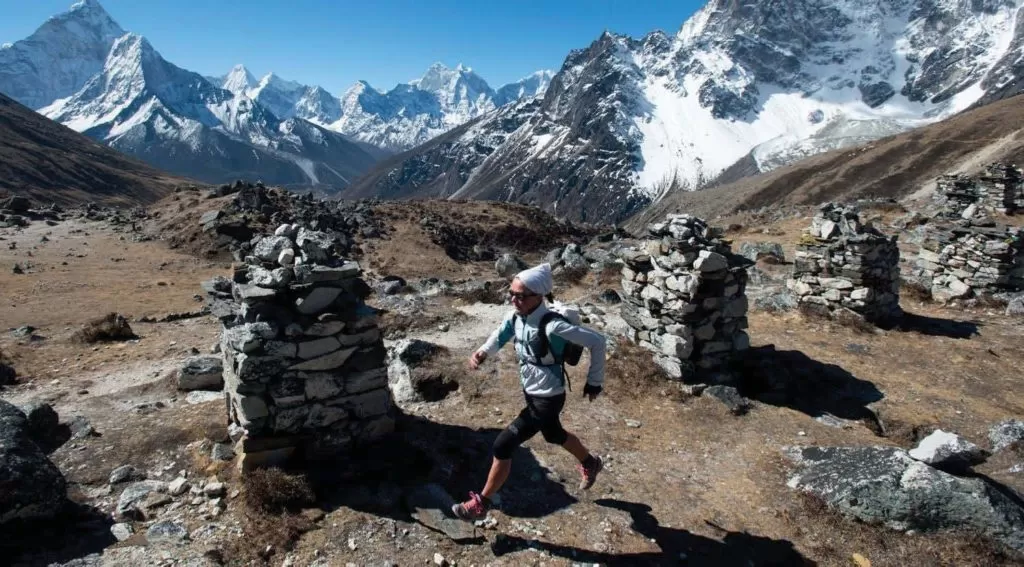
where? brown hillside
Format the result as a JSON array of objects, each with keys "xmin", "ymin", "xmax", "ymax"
[
  {"xmin": 635, "ymin": 94, "xmax": 1024, "ymax": 228},
  {"xmin": 0, "ymin": 92, "xmax": 192, "ymax": 206}
]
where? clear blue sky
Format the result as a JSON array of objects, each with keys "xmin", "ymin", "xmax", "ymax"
[{"xmin": 0, "ymin": 0, "xmax": 704, "ymax": 93}]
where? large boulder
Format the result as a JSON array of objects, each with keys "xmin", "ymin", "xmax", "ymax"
[
  {"xmin": 387, "ymin": 339, "xmax": 456, "ymax": 403},
  {"xmin": 0, "ymin": 400, "xmax": 67, "ymax": 524},
  {"xmin": 116, "ymin": 480, "xmax": 168, "ymax": 520},
  {"xmin": 495, "ymin": 254, "xmax": 526, "ymax": 278},
  {"xmin": 786, "ymin": 446, "xmax": 1024, "ymax": 551}
]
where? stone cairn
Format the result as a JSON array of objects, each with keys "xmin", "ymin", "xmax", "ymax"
[
  {"xmin": 620, "ymin": 214, "xmax": 750, "ymax": 382},
  {"xmin": 787, "ymin": 203, "xmax": 902, "ymax": 324},
  {"xmin": 915, "ymin": 221, "xmax": 1024, "ymax": 301},
  {"xmin": 934, "ymin": 163, "xmax": 1023, "ymax": 218},
  {"xmin": 205, "ymin": 224, "xmax": 393, "ymax": 470}
]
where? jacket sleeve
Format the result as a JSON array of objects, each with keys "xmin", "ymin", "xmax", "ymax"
[
  {"xmin": 548, "ymin": 320, "xmax": 606, "ymax": 388},
  {"xmin": 479, "ymin": 313, "xmax": 515, "ymax": 356}
]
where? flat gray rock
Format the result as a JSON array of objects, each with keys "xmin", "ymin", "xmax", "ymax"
[
  {"xmin": 109, "ymin": 465, "xmax": 145, "ymax": 485},
  {"xmin": 786, "ymin": 446, "xmax": 1024, "ymax": 551},
  {"xmin": 116, "ymin": 480, "xmax": 167, "ymax": 520},
  {"xmin": 296, "ymin": 287, "xmax": 342, "ymax": 315},
  {"xmin": 146, "ymin": 520, "xmax": 189, "ymax": 543},
  {"xmin": 405, "ymin": 484, "xmax": 479, "ymax": 542}
]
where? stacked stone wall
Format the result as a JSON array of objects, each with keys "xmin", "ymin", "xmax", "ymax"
[
  {"xmin": 620, "ymin": 214, "xmax": 749, "ymax": 382},
  {"xmin": 787, "ymin": 204, "xmax": 901, "ymax": 324},
  {"xmin": 205, "ymin": 223, "xmax": 393, "ymax": 469}
]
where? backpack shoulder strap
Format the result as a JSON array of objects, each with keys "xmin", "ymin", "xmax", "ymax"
[{"xmin": 538, "ymin": 311, "xmax": 568, "ymax": 360}]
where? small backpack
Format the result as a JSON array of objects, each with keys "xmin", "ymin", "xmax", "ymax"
[{"xmin": 516, "ymin": 303, "xmax": 584, "ymax": 366}]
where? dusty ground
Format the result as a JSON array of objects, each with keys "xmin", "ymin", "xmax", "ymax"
[{"xmin": 2, "ymin": 204, "xmax": 1023, "ymax": 567}]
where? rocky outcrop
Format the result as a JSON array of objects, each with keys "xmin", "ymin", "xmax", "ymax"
[{"xmin": 787, "ymin": 445, "xmax": 1024, "ymax": 552}]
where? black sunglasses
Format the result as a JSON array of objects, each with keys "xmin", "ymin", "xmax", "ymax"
[{"xmin": 509, "ymin": 290, "xmax": 538, "ymax": 300}]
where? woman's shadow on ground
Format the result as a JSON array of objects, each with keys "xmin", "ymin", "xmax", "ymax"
[
  {"xmin": 307, "ymin": 411, "xmax": 577, "ymax": 525},
  {"xmin": 491, "ymin": 498, "xmax": 814, "ymax": 566}
]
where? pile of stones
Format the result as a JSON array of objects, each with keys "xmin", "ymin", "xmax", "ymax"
[
  {"xmin": 620, "ymin": 214, "xmax": 750, "ymax": 382},
  {"xmin": 199, "ymin": 183, "xmax": 385, "ymax": 261},
  {"xmin": 914, "ymin": 166, "xmax": 1024, "ymax": 301},
  {"xmin": 934, "ymin": 163, "xmax": 1023, "ymax": 217},
  {"xmin": 205, "ymin": 223, "xmax": 394, "ymax": 470},
  {"xmin": 915, "ymin": 222, "xmax": 1024, "ymax": 301},
  {"xmin": 787, "ymin": 203, "xmax": 901, "ymax": 324}
]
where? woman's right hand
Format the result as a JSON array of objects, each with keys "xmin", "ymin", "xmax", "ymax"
[{"xmin": 468, "ymin": 350, "xmax": 487, "ymax": 370}]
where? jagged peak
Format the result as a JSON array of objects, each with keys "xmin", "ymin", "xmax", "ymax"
[
  {"xmin": 49, "ymin": 0, "xmax": 124, "ymax": 33},
  {"xmin": 257, "ymin": 71, "xmax": 303, "ymax": 92},
  {"xmin": 344, "ymin": 80, "xmax": 376, "ymax": 96},
  {"xmin": 223, "ymin": 64, "xmax": 257, "ymax": 92},
  {"xmin": 69, "ymin": 0, "xmax": 103, "ymax": 12},
  {"xmin": 108, "ymin": 32, "xmax": 153, "ymax": 56},
  {"xmin": 675, "ymin": 1, "xmax": 716, "ymax": 45}
]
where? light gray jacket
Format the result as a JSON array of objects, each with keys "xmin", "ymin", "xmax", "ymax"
[{"xmin": 479, "ymin": 303, "xmax": 606, "ymax": 397}]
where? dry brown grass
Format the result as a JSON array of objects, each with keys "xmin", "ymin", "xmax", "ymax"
[
  {"xmin": 220, "ymin": 469, "xmax": 321, "ymax": 565},
  {"xmin": 782, "ymin": 492, "xmax": 1021, "ymax": 566},
  {"xmin": 796, "ymin": 303, "xmax": 880, "ymax": 335},
  {"xmin": 831, "ymin": 307, "xmax": 882, "ymax": 335},
  {"xmin": 72, "ymin": 312, "xmax": 136, "ymax": 343},
  {"xmin": 603, "ymin": 337, "xmax": 675, "ymax": 401},
  {"xmin": 242, "ymin": 468, "xmax": 316, "ymax": 514},
  {"xmin": 224, "ymin": 509, "xmax": 318, "ymax": 565},
  {"xmin": 378, "ymin": 305, "xmax": 470, "ymax": 339}
]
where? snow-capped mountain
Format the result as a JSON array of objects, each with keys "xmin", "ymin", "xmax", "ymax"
[
  {"xmin": 246, "ymin": 72, "xmax": 306, "ymax": 119},
  {"xmin": 494, "ymin": 70, "xmax": 554, "ymax": 106},
  {"xmin": 0, "ymin": 0, "xmax": 124, "ymax": 110},
  {"xmin": 331, "ymin": 64, "xmax": 554, "ymax": 150},
  {"xmin": 40, "ymin": 32, "xmax": 379, "ymax": 189},
  {"xmin": 347, "ymin": 0, "xmax": 1024, "ymax": 223},
  {"xmin": 221, "ymin": 64, "xmax": 257, "ymax": 94},
  {"xmin": 197, "ymin": 61, "xmax": 554, "ymax": 150}
]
